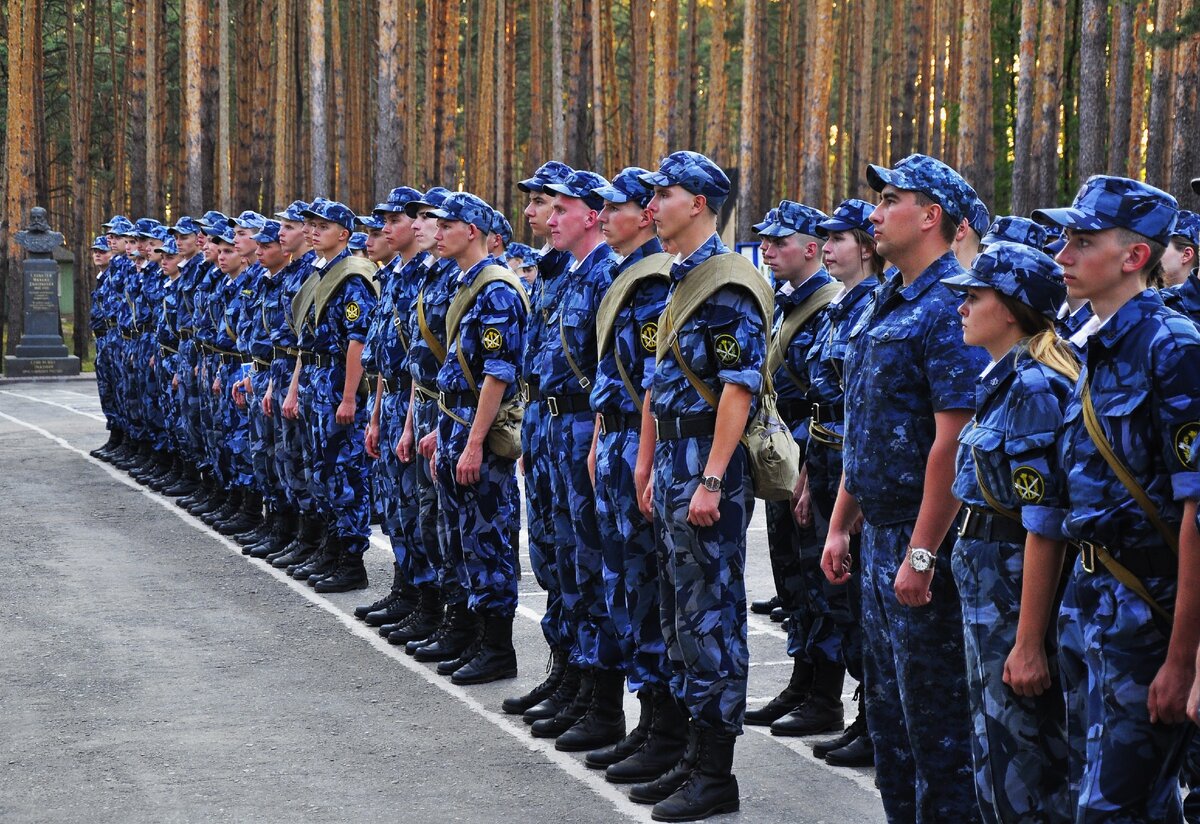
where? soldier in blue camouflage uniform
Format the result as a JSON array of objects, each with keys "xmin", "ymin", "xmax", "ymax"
[
  {"xmin": 89, "ymin": 233, "xmax": 123, "ymax": 460},
  {"xmin": 803, "ymin": 199, "xmax": 883, "ymax": 769},
  {"xmin": 584, "ymin": 168, "xmax": 681, "ymax": 783},
  {"xmin": 1033, "ymin": 176, "xmax": 1200, "ymax": 824},
  {"xmin": 99, "ymin": 218, "xmax": 140, "ymax": 467},
  {"xmin": 283, "ymin": 199, "xmax": 377, "ymax": 592},
  {"xmin": 954, "ymin": 197, "xmax": 991, "ymax": 270},
  {"xmin": 822, "ymin": 154, "xmax": 990, "ymax": 824},
  {"xmin": 150, "ymin": 235, "xmax": 187, "ymax": 493},
  {"xmin": 526, "ymin": 169, "xmax": 626, "ymax": 750},
  {"xmin": 427, "ymin": 192, "xmax": 528, "ymax": 685},
  {"xmin": 355, "ymin": 212, "xmax": 391, "ymax": 530},
  {"xmin": 1162, "ymin": 209, "xmax": 1199, "ymax": 323},
  {"xmin": 941, "ymin": 243, "xmax": 1075, "ymax": 824},
  {"xmin": 629, "ymin": 151, "xmax": 766, "ymax": 821},
  {"xmin": 503, "ymin": 161, "xmax": 579, "ymax": 721},
  {"xmin": 503, "ymin": 242, "xmax": 539, "ymax": 291}
]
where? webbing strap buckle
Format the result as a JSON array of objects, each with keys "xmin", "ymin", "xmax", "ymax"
[
  {"xmin": 1078, "ymin": 541, "xmax": 1098, "ymax": 574},
  {"xmin": 547, "ymin": 396, "xmax": 559, "ymax": 417}
]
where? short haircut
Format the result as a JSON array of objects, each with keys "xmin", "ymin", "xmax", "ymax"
[{"xmin": 913, "ymin": 192, "xmax": 959, "ymax": 244}]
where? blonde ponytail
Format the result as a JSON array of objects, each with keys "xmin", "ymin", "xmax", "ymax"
[{"xmin": 1027, "ymin": 327, "xmax": 1080, "ymax": 381}]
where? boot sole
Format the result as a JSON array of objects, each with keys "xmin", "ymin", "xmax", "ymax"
[
  {"xmin": 769, "ymin": 720, "xmax": 844, "ymax": 737},
  {"xmin": 650, "ymin": 799, "xmax": 739, "ymax": 822},
  {"xmin": 312, "ymin": 579, "xmax": 370, "ymax": 593},
  {"xmin": 450, "ymin": 667, "xmax": 517, "ymax": 686}
]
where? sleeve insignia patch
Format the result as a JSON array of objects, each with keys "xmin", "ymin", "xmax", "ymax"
[
  {"xmin": 1175, "ymin": 422, "xmax": 1199, "ymax": 467},
  {"xmin": 639, "ymin": 322, "xmax": 658, "ymax": 353},
  {"xmin": 1011, "ymin": 466, "xmax": 1045, "ymax": 504},
  {"xmin": 713, "ymin": 334, "xmax": 741, "ymax": 366},
  {"xmin": 482, "ymin": 327, "xmax": 503, "ymax": 351},
  {"xmin": 344, "ymin": 301, "xmax": 361, "ymax": 321}
]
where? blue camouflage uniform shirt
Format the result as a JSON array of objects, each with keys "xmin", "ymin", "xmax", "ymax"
[
  {"xmin": 298, "ymin": 249, "xmax": 375, "ymax": 355},
  {"xmin": 244, "ymin": 265, "xmax": 286, "ymax": 362},
  {"xmin": 804, "ymin": 276, "xmax": 879, "ymax": 440},
  {"xmin": 274, "ymin": 251, "xmax": 316, "ymax": 350},
  {"xmin": 407, "ymin": 257, "xmax": 460, "ymax": 394},
  {"xmin": 523, "ymin": 247, "xmax": 574, "ymax": 381},
  {"xmin": 1162, "ymin": 271, "xmax": 1200, "ymax": 324},
  {"xmin": 360, "ymin": 256, "xmax": 397, "ymax": 375},
  {"xmin": 843, "ymin": 252, "xmax": 990, "ymax": 525},
  {"xmin": 374, "ymin": 251, "xmax": 428, "ymax": 386},
  {"xmin": 777, "ymin": 269, "xmax": 835, "ymax": 443},
  {"xmin": 213, "ymin": 267, "xmax": 253, "ymax": 353},
  {"xmin": 535, "ymin": 242, "xmax": 617, "ymax": 396}
]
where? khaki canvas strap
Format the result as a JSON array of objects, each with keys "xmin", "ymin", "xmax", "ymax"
[
  {"xmin": 765, "ymin": 282, "xmax": 842, "ymax": 389},
  {"xmin": 416, "ymin": 285, "xmax": 447, "ymax": 364},
  {"xmin": 558, "ymin": 312, "xmax": 591, "ymax": 389},
  {"xmin": 970, "ymin": 443, "xmax": 1022, "ymax": 522},
  {"xmin": 612, "ymin": 347, "xmax": 644, "ymax": 411},
  {"xmin": 393, "ymin": 304, "xmax": 410, "ymax": 353}
]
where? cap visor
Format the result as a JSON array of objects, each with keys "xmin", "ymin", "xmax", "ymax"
[
  {"xmin": 427, "ymin": 208, "xmax": 453, "ymax": 220},
  {"xmin": 940, "ymin": 272, "xmax": 992, "ymax": 292},
  {"xmin": 638, "ymin": 172, "xmax": 673, "ymax": 188},
  {"xmin": 866, "ymin": 164, "xmax": 906, "ymax": 193},
  {"xmin": 542, "ymin": 183, "xmax": 577, "ymax": 198},
  {"xmin": 758, "ymin": 223, "xmax": 794, "ymax": 238},
  {"xmin": 517, "ymin": 177, "xmax": 544, "ymax": 193},
  {"xmin": 592, "ymin": 185, "xmax": 629, "ymax": 204}
]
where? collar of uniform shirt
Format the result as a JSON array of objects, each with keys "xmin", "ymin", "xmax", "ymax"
[{"xmin": 567, "ymin": 242, "xmax": 603, "ymax": 273}]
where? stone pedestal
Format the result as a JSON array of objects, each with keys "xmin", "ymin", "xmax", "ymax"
[{"xmin": 4, "ymin": 207, "xmax": 79, "ymax": 377}]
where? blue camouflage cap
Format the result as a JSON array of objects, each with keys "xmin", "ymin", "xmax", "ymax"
[
  {"xmin": 355, "ymin": 212, "xmax": 386, "ymax": 231},
  {"xmin": 209, "ymin": 222, "xmax": 236, "ymax": 244},
  {"xmin": 1032, "ymin": 175, "xmax": 1179, "ymax": 246},
  {"xmin": 168, "ymin": 216, "xmax": 201, "ymax": 236},
  {"xmin": 274, "ymin": 200, "xmax": 310, "ymax": 222},
  {"xmin": 197, "ymin": 210, "xmax": 230, "ymax": 233},
  {"xmin": 252, "ymin": 220, "xmax": 282, "ymax": 244},
  {"xmin": 866, "ymin": 153, "xmax": 978, "ymax": 224},
  {"xmin": 404, "ymin": 186, "xmax": 452, "ymax": 218},
  {"xmin": 967, "ymin": 198, "xmax": 991, "ymax": 238},
  {"xmin": 490, "ymin": 210, "xmax": 513, "ymax": 243},
  {"xmin": 91, "ymin": 235, "xmax": 110, "ymax": 251},
  {"xmin": 106, "ymin": 216, "xmax": 135, "ymax": 236},
  {"xmin": 982, "ymin": 215, "xmax": 1049, "ymax": 250},
  {"xmin": 941, "ymin": 240, "xmax": 1067, "ymax": 320},
  {"xmin": 752, "ymin": 208, "xmax": 778, "ymax": 234},
  {"xmin": 518, "ymin": 160, "xmax": 575, "ymax": 193},
  {"xmin": 504, "ymin": 242, "xmax": 538, "ymax": 265},
  {"xmin": 301, "ymin": 198, "xmax": 356, "ymax": 230},
  {"xmin": 348, "ymin": 232, "xmax": 368, "ymax": 251},
  {"xmin": 593, "ymin": 167, "xmax": 656, "ymax": 208},
  {"xmin": 145, "ymin": 225, "xmax": 171, "ymax": 243},
  {"xmin": 430, "ymin": 191, "xmax": 495, "ymax": 233},
  {"xmin": 154, "ymin": 235, "xmax": 179, "ymax": 255},
  {"xmin": 373, "ymin": 186, "xmax": 424, "ymax": 214},
  {"xmin": 102, "ymin": 214, "xmax": 131, "ymax": 230},
  {"xmin": 639, "ymin": 150, "xmax": 731, "ymax": 213},
  {"xmin": 759, "ymin": 200, "xmax": 829, "ymax": 238},
  {"xmin": 545, "ymin": 170, "xmax": 610, "ymax": 211},
  {"xmin": 232, "ymin": 210, "xmax": 267, "ymax": 230},
  {"xmin": 1170, "ymin": 209, "xmax": 1200, "ymax": 247},
  {"xmin": 816, "ymin": 199, "xmax": 876, "ymax": 237},
  {"xmin": 134, "ymin": 218, "xmax": 164, "ymax": 238}
]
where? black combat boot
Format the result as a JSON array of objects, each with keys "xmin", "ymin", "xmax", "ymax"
[
  {"xmin": 750, "ymin": 594, "xmax": 780, "ymax": 615},
  {"xmin": 109, "ymin": 437, "xmax": 140, "ymax": 469},
  {"xmin": 554, "ymin": 668, "xmax": 627, "ymax": 752},
  {"xmin": 149, "ymin": 451, "xmax": 180, "ymax": 490},
  {"xmin": 162, "ymin": 458, "xmax": 199, "ymax": 497},
  {"xmin": 523, "ymin": 663, "xmax": 581, "ymax": 724},
  {"xmin": 214, "ymin": 488, "xmax": 260, "ymax": 535},
  {"xmin": 502, "ymin": 647, "xmax": 568, "ymax": 715},
  {"xmin": 235, "ymin": 503, "xmax": 273, "ymax": 547},
  {"xmin": 270, "ymin": 513, "xmax": 321, "ymax": 567},
  {"xmin": 628, "ymin": 717, "xmax": 698, "ymax": 804},
  {"xmin": 606, "ymin": 687, "xmax": 688, "ymax": 784},
  {"xmin": 587, "ymin": 688, "xmax": 654, "ymax": 769},
  {"xmin": 91, "ymin": 428, "xmax": 122, "ymax": 461},
  {"xmin": 649, "ymin": 728, "xmax": 739, "ymax": 821},
  {"xmin": 177, "ymin": 469, "xmax": 210, "ymax": 508},
  {"xmin": 769, "ymin": 659, "xmax": 844, "ymax": 737},
  {"xmin": 436, "ymin": 615, "xmax": 485, "ymax": 676},
  {"xmin": 743, "ymin": 656, "xmax": 813, "ymax": 726},
  {"xmin": 290, "ymin": 529, "xmax": 336, "ymax": 579},
  {"xmin": 530, "ymin": 670, "xmax": 594, "ymax": 739},
  {"xmin": 186, "ymin": 477, "xmax": 224, "ymax": 516},
  {"xmin": 451, "ymin": 615, "xmax": 518, "ymax": 685},
  {"xmin": 817, "ymin": 688, "xmax": 873, "ymax": 767},
  {"xmin": 300, "ymin": 533, "xmax": 343, "ymax": 582},
  {"xmin": 249, "ymin": 507, "xmax": 295, "ymax": 558},
  {"xmin": 201, "ymin": 486, "xmax": 241, "ymax": 526},
  {"xmin": 130, "ymin": 446, "xmax": 163, "ymax": 482},
  {"xmin": 313, "ymin": 542, "xmax": 369, "ymax": 592},
  {"xmin": 357, "ymin": 564, "xmax": 418, "ymax": 625},
  {"xmin": 412, "ymin": 602, "xmax": 479, "ymax": 663},
  {"xmin": 385, "ymin": 587, "xmax": 442, "ymax": 646}
]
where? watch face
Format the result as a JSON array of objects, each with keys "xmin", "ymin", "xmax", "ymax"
[{"xmin": 909, "ymin": 549, "xmax": 933, "ymax": 573}]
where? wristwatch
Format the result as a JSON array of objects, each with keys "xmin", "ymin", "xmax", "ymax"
[
  {"xmin": 907, "ymin": 547, "xmax": 935, "ymax": 573},
  {"xmin": 700, "ymin": 474, "xmax": 724, "ymax": 492}
]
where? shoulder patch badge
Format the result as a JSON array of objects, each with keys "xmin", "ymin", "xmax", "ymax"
[
  {"xmin": 344, "ymin": 301, "xmax": 361, "ymax": 321},
  {"xmin": 713, "ymin": 334, "xmax": 741, "ymax": 366},
  {"xmin": 1011, "ymin": 465, "xmax": 1045, "ymax": 504},
  {"xmin": 482, "ymin": 327, "xmax": 503, "ymax": 351},
  {"xmin": 1175, "ymin": 422, "xmax": 1199, "ymax": 468},
  {"xmin": 639, "ymin": 321, "xmax": 658, "ymax": 353}
]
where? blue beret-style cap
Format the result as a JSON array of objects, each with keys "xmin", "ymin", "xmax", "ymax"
[
  {"xmin": 232, "ymin": 210, "xmax": 267, "ymax": 230},
  {"xmin": 545, "ymin": 170, "xmax": 610, "ymax": 211},
  {"xmin": 816, "ymin": 199, "xmax": 876, "ymax": 238},
  {"xmin": 982, "ymin": 216, "xmax": 1049, "ymax": 250},
  {"xmin": 752, "ymin": 208, "xmax": 777, "ymax": 235},
  {"xmin": 866, "ymin": 153, "xmax": 978, "ymax": 224},
  {"xmin": 593, "ymin": 167, "xmax": 656, "ymax": 208},
  {"xmin": 197, "ymin": 210, "xmax": 230, "ymax": 233},
  {"xmin": 504, "ymin": 242, "xmax": 538, "ymax": 265},
  {"xmin": 106, "ymin": 216, "xmax": 136, "ymax": 236},
  {"xmin": 134, "ymin": 218, "xmax": 164, "ymax": 238},
  {"xmin": 168, "ymin": 216, "xmax": 201, "ymax": 236},
  {"xmin": 355, "ymin": 213, "xmax": 386, "ymax": 231},
  {"xmin": 404, "ymin": 187, "xmax": 452, "ymax": 218},
  {"xmin": 1170, "ymin": 209, "xmax": 1200, "ymax": 247},
  {"xmin": 301, "ymin": 199, "xmax": 356, "ymax": 231},
  {"xmin": 91, "ymin": 235, "xmax": 110, "ymax": 251},
  {"xmin": 154, "ymin": 235, "xmax": 179, "ymax": 255},
  {"xmin": 1032, "ymin": 175, "xmax": 1179, "ymax": 247},
  {"xmin": 942, "ymin": 240, "xmax": 1067, "ymax": 320},
  {"xmin": 251, "ymin": 220, "xmax": 282, "ymax": 244},
  {"xmin": 639, "ymin": 151, "xmax": 731, "ymax": 212},
  {"xmin": 348, "ymin": 232, "xmax": 368, "ymax": 251},
  {"xmin": 518, "ymin": 160, "xmax": 575, "ymax": 193},
  {"xmin": 374, "ymin": 186, "xmax": 424, "ymax": 214},
  {"xmin": 274, "ymin": 200, "xmax": 310, "ymax": 222},
  {"xmin": 967, "ymin": 198, "xmax": 991, "ymax": 238},
  {"xmin": 208, "ymin": 222, "xmax": 237, "ymax": 244},
  {"xmin": 490, "ymin": 210, "xmax": 513, "ymax": 243},
  {"xmin": 103, "ymin": 214, "xmax": 131, "ymax": 230},
  {"xmin": 759, "ymin": 200, "xmax": 829, "ymax": 238},
  {"xmin": 429, "ymin": 191, "xmax": 495, "ymax": 233},
  {"xmin": 146, "ymin": 225, "xmax": 171, "ymax": 243}
]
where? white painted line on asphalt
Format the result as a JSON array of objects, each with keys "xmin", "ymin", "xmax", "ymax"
[
  {"xmin": 0, "ymin": 389, "xmax": 107, "ymax": 421},
  {"xmin": 0, "ymin": 405, "xmax": 656, "ymax": 824}
]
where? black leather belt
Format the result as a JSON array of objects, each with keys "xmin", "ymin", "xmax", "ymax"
[
  {"xmin": 177, "ymin": 328, "xmax": 194, "ymax": 340},
  {"xmin": 159, "ymin": 344, "xmax": 178, "ymax": 355},
  {"xmin": 415, "ymin": 382, "xmax": 439, "ymax": 401},
  {"xmin": 654, "ymin": 413, "xmax": 717, "ymax": 440},
  {"xmin": 218, "ymin": 351, "xmax": 244, "ymax": 366},
  {"xmin": 439, "ymin": 390, "xmax": 476, "ymax": 407},
  {"xmin": 299, "ymin": 351, "xmax": 341, "ymax": 367},
  {"xmin": 272, "ymin": 346, "xmax": 297, "ymax": 361},
  {"xmin": 1075, "ymin": 539, "xmax": 1177, "ymax": 578},
  {"xmin": 251, "ymin": 357, "xmax": 271, "ymax": 371},
  {"xmin": 599, "ymin": 410, "xmax": 641, "ymax": 433},
  {"xmin": 777, "ymin": 399, "xmax": 810, "ymax": 423},
  {"xmin": 525, "ymin": 382, "xmax": 543, "ymax": 402},
  {"xmin": 958, "ymin": 505, "xmax": 1027, "ymax": 544},
  {"xmin": 543, "ymin": 392, "xmax": 591, "ymax": 416},
  {"xmin": 810, "ymin": 400, "xmax": 844, "ymax": 424},
  {"xmin": 120, "ymin": 329, "xmax": 135, "ymax": 340}
]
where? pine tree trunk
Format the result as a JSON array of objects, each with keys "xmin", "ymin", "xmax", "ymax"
[
  {"xmin": 1144, "ymin": 0, "xmax": 1176, "ymax": 187},
  {"xmin": 440, "ymin": 0, "xmax": 460, "ymax": 185},
  {"xmin": 272, "ymin": 0, "xmax": 296, "ymax": 203},
  {"xmin": 128, "ymin": 0, "xmax": 148, "ymax": 218},
  {"xmin": 145, "ymin": 0, "xmax": 162, "ymax": 215},
  {"xmin": 651, "ymin": 0, "xmax": 678, "ymax": 163},
  {"xmin": 550, "ymin": 0, "xmax": 566, "ymax": 159},
  {"xmin": 1011, "ymin": 0, "xmax": 1040, "ymax": 214},
  {"xmin": 1169, "ymin": 30, "xmax": 1199, "ymax": 208},
  {"xmin": 703, "ymin": 0, "xmax": 728, "ymax": 162},
  {"xmin": 68, "ymin": 0, "xmax": 98, "ymax": 360},
  {"xmin": 528, "ymin": 0, "xmax": 546, "ymax": 166},
  {"xmin": 1126, "ymin": 0, "xmax": 1148, "ymax": 178},
  {"xmin": 1106, "ymin": 0, "xmax": 1134, "ymax": 173},
  {"xmin": 183, "ymin": 0, "xmax": 204, "ymax": 214},
  {"xmin": 736, "ymin": 0, "xmax": 761, "ymax": 240},
  {"xmin": 802, "ymin": 0, "xmax": 835, "ymax": 207},
  {"xmin": 1077, "ymin": 0, "xmax": 1109, "ymax": 182},
  {"xmin": 957, "ymin": 0, "xmax": 994, "ymax": 205},
  {"xmin": 590, "ymin": 0, "xmax": 608, "ymax": 172},
  {"xmin": 1032, "ymin": 0, "xmax": 1066, "ymax": 205},
  {"xmin": 309, "ymin": 0, "xmax": 329, "ymax": 197},
  {"xmin": 4, "ymin": 0, "xmax": 40, "ymax": 356},
  {"xmin": 216, "ymin": 0, "xmax": 233, "ymax": 211},
  {"xmin": 630, "ymin": 0, "xmax": 652, "ymax": 160}
]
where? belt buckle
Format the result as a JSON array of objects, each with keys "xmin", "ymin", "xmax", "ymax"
[
  {"xmin": 654, "ymin": 417, "xmax": 661, "ymax": 440},
  {"xmin": 957, "ymin": 508, "xmax": 974, "ymax": 539},
  {"xmin": 598, "ymin": 414, "xmax": 608, "ymax": 435},
  {"xmin": 547, "ymin": 396, "xmax": 559, "ymax": 417},
  {"xmin": 1079, "ymin": 541, "xmax": 1097, "ymax": 574},
  {"xmin": 811, "ymin": 402, "xmax": 821, "ymax": 423}
]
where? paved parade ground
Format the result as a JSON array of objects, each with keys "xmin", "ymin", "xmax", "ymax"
[{"xmin": 0, "ymin": 376, "xmax": 883, "ymax": 823}]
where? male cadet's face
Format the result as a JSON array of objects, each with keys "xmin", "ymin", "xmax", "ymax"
[
  {"xmin": 1056, "ymin": 228, "xmax": 1136, "ymax": 301},
  {"xmin": 176, "ymin": 232, "xmax": 200, "ymax": 257},
  {"xmin": 957, "ymin": 286, "xmax": 1015, "ymax": 349},
  {"xmin": 412, "ymin": 211, "xmax": 440, "ymax": 253},
  {"xmin": 599, "ymin": 200, "xmax": 649, "ymax": 255},
  {"xmin": 382, "ymin": 212, "xmax": 414, "ymax": 252},
  {"xmin": 823, "ymin": 230, "xmax": 868, "ymax": 282},
  {"xmin": 256, "ymin": 241, "xmax": 290, "ymax": 271},
  {"xmin": 278, "ymin": 220, "xmax": 307, "ymax": 255},
  {"xmin": 162, "ymin": 253, "xmax": 182, "ymax": 276},
  {"xmin": 105, "ymin": 233, "xmax": 122, "ymax": 253},
  {"xmin": 312, "ymin": 220, "xmax": 348, "ymax": 256},
  {"xmin": 759, "ymin": 233, "xmax": 807, "ymax": 278},
  {"xmin": 870, "ymin": 185, "xmax": 928, "ymax": 260},
  {"xmin": 216, "ymin": 244, "xmax": 240, "ymax": 274},
  {"xmin": 234, "ymin": 227, "xmax": 259, "ymax": 259},
  {"xmin": 303, "ymin": 219, "xmax": 319, "ymax": 249},
  {"xmin": 524, "ymin": 191, "xmax": 555, "ymax": 240},
  {"xmin": 365, "ymin": 229, "xmax": 391, "ymax": 263},
  {"xmin": 435, "ymin": 219, "xmax": 472, "ymax": 259},
  {"xmin": 547, "ymin": 195, "xmax": 593, "ymax": 252},
  {"xmin": 138, "ymin": 238, "xmax": 155, "ymax": 258},
  {"xmin": 646, "ymin": 185, "xmax": 698, "ymax": 243}
]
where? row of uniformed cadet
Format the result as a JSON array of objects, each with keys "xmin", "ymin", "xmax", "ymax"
[{"xmin": 88, "ymin": 158, "xmax": 1200, "ymax": 823}]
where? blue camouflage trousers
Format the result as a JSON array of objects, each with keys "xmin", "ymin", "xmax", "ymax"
[
  {"xmin": 596, "ymin": 426, "xmax": 668, "ymax": 691},
  {"xmin": 298, "ymin": 364, "xmax": 371, "ymax": 550},
  {"xmin": 952, "ymin": 535, "xmax": 1070, "ymax": 824},
  {"xmin": 248, "ymin": 368, "xmax": 279, "ymax": 505},
  {"xmin": 178, "ymin": 341, "xmax": 206, "ymax": 466},
  {"xmin": 94, "ymin": 333, "xmax": 122, "ymax": 431},
  {"xmin": 522, "ymin": 400, "xmax": 565, "ymax": 650},
  {"xmin": 1058, "ymin": 564, "xmax": 1188, "ymax": 823},
  {"xmin": 217, "ymin": 361, "xmax": 254, "ymax": 489},
  {"xmin": 414, "ymin": 392, "xmax": 464, "ymax": 601},
  {"xmin": 200, "ymin": 354, "xmax": 224, "ymax": 481},
  {"xmin": 653, "ymin": 438, "xmax": 752, "ymax": 735},
  {"xmin": 860, "ymin": 520, "xmax": 980, "ymax": 824},
  {"xmin": 548, "ymin": 409, "xmax": 622, "ymax": 671},
  {"xmin": 435, "ymin": 404, "xmax": 520, "ymax": 617},
  {"xmin": 269, "ymin": 357, "xmax": 311, "ymax": 512},
  {"xmin": 378, "ymin": 387, "xmax": 421, "ymax": 576}
]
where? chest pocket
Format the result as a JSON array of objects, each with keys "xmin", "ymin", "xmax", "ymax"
[
  {"xmin": 960, "ymin": 422, "xmax": 1004, "ymax": 453},
  {"xmin": 560, "ymin": 283, "xmax": 597, "ymax": 329}
]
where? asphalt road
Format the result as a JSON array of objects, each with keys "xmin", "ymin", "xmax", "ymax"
[{"xmin": 0, "ymin": 376, "xmax": 883, "ymax": 823}]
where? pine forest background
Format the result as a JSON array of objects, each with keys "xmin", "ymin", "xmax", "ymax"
[{"xmin": 3, "ymin": 0, "xmax": 1200, "ymax": 360}]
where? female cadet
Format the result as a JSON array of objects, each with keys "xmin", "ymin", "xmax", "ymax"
[
  {"xmin": 941, "ymin": 241, "xmax": 1075, "ymax": 824},
  {"xmin": 801, "ymin": 199, "xmax": 883, "ymax": 768}
]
